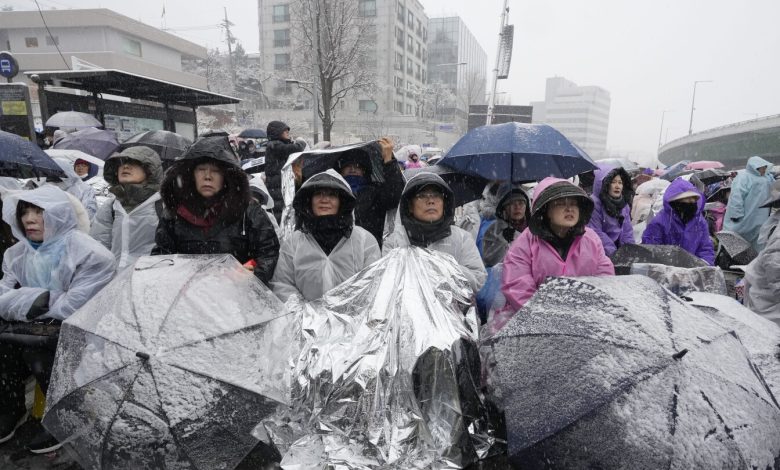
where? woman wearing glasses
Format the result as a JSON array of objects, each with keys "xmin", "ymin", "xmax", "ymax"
[
  {"xmin": 383, "ymin": 173, "xmax": 487, "ymax": 293},
  {"xmin": 271, "ymin": 169, "xmax": 380, "ymax": 302},
  {"xmin": 489, "ymin": 177, "xmax": 614, "ymax": 333}
]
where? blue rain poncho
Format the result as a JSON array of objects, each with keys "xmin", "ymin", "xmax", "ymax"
[
  {"xmin": 723, "ymin": 156, "xmax": 774, "ymax": 250},
  {"xmin": 0, "ymin": 185, "xmax": 115, "ymax": 321}
]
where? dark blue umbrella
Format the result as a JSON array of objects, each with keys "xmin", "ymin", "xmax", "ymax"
[
  {"xmin": 0, "ymin": 130, "xmax": 66, "ymax": 178},
  {"xmin": 403, "ymin": 163, "xmax": 489, "ymax": 207},
  {"xmin": 440, "ymin": 122, "xmax": 597, "ymax": 183},
  {"xmin": 238, "ymin": 128, "xmax": 267, "ymax": 139}
]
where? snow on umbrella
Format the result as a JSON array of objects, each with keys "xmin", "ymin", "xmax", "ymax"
[
  {"xmin": 238, "ymin": 128, "xmax": 267, "ymax": 139},
  {"xmin": 715, "ymin": 230, "xmax": 758, "ymax": 268},
  {"xmin": 610, "ymin": 243, "xmax": 709, "ymax": 275},
  {"xmin": 45, "ymin": 149, "xmax": 105, "ymax": 170},
  {"xmin": 439, "ymin": 122, "xmax": 597, "ymax": 183},
  {"xmin": 403, "ymin": 163, "xmax": 490, "ymax": 207},
  {"xmin": 687, "ymin": 292, "xmax": 780, "ymax": 399},
  {"xmin": 45, "ymin": 111, "xmax": 102, "ymax": 129},
  {"xmin": 120, "ymin": 130, "xmax": 192, "ymax": 161},
  {"xmin": 43, "ymin": 254, "xmax": 295, "ymax": 470},
  {"xmin": 629, "ymin": 263, "xmax": 727, "ymax": 296},
  {"xmin": 53, "ymin": 127, "xmax": 120, "ymax": 160},
  {"xmin": 0, "ymin": 130, "xmax": 66, "ymax": 178},
  {"xmin": 695, "ymin": 168, "xmax": 734, "ymax": 185},
  {"xmin": 299, "ymin": 141, "xmax": 385, "ymax": 184},
  {"xmin": 485, "ymin": 275, "xmax": 780, "ymax": 468},
  {"xmin": 595, "ymin": 157, "xmax": 640, "ymax": 173}
]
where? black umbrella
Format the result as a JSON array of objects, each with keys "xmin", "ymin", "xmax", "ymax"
[
  {"xmin": 120, "ymin": 130, "xmax": 192, "ymax": 161},
  {"xmin": 403, "ymin": 163, "xmax": 490, "ymax": 207},
  {"xmin": 695, "ymin": 168, "xmax": 735, "ymax": 185},
  {"xmin": 53, "ymin": 127, "xmax": 119, "ymax": 160},
  {"xmin": 715, "ymin": 230, "xmax": 758, "ymax": 268},
  {"xmin": 300, "ymin": 141, "xmax": 385, "ymax": 183},
  {"xmin": 610, "ymin": 243, "xmax": 709, "ymax": 275},
  {"xmin": 485, "ymin": 275, "xmax": 780, "ymax": 468},
  {"xmin": 43, "ymin": 254, "xmax": 293, "ymax": 469},
  {"xmin": 0, "ymin": 130, "xmax": 66, "ymax": 178},
  {"xmin": 238, "ymin": 128, "xmax": 267, "ymax": 139}
]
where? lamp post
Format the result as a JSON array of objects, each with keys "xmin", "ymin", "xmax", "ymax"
[
  {"xmin": 688, "ymin": 80, "xmax": 712, "ymax": 135},
  {"xmin": 285, "ymin": 78, "xmax": 318, "ymax": 144},
  {"xmin": 658, "ymin": 109, "xmax": 672, "ymax": 149}
]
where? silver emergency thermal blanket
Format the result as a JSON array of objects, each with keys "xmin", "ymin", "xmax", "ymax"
[{"xmin": 268, "ymin": 246, "xmax": 495, "ymax": 469}]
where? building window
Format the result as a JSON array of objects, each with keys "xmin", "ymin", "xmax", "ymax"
[
  {"xmin": 406, "ymin": 104, "xmax": 413, "ymax": 115},
  {"xmin": 416, "ymin": 19, "xmax": 422, "ymax": 36},
  {"xmin": 272, "ymin": 4, "xmax": 290, "ymax": 23},
  {"xmin": 364, "ymin": 24, "xmax": 377, "ymax": 43},
  {"xmin": 45, "ymin": 36, "xmax": 59, "ymax": 46},
  {"xmin": 274, "ymin": 53, "xmax": 290, "ymax": 70},
  {"xmin": 397, "ymin": 3, "xmax": 404, "ymax": 22},
  {"xmin": 415, "ymin": 64, "xmax": 421, "ymax": 80},
  {"xmin": 423, "ymin": 27, "xmax": 427, "ymax": 41},
  {"xmin": 273, "ymin": 29, "xmax": 290, "ymax": 47},
  {"xmin": 415, "ymin": 41, "xmax": 421, "ymax": 58},
  {"xmin": 407, "ymin": 11, "xmax": 414, "ymax": 27},
  {"xmin": 394, "ymin": 76, "xmax": 404, "ymax": 88},
  {"xmin": 25, "ymin": 37, "xmax": 38, "ymax": 48},
  {"xmin": 358, "ymin": 0, "xmax": 377, "ymax": 17},
  {"xmin": 359, "ymin": 100, "xmax": 378, "ymax": 112},
  {"xmin": 395, "ymin": 101, "xmax": 404, "ymax": 113},
  {"xmin": 407, "ymin": 58, "xmax": 413, "ymax": 74},
  {"xmin": 395, "ymin": 52, "xmax": 404, "ymax": 71},
  {"xmin": 407, "ymin": 35, "xmax": 414, "ymax": 52},
  {"xmin": 122, "ymin": 37, "xmax": 142, "ymax": 57},
  {"xmin": 395, "ymin": 27, "xmax": 404, "ymax": 47}
]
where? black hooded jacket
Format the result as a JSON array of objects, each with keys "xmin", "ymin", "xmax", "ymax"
[
  {"xmin": 265, "ymin": 121, "xmax": 305, "ymax": 222},
  {"xmin": 153, "ymin": 136, "xmax": 280, "ymax": 284},
  {"xmin": 352, "ymin": 158, "xmax": 404, "ymax": 246}
]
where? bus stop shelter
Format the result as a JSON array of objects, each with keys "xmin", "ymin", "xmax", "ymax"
[{"xmin": 26, "ymin": 69, "xmax": 239, "ymax": 139}]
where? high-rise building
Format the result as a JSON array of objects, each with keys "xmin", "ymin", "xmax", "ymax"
[
  {"xmin": 427, "ymin": 17, "xmax": 487, "ymax": 129},
  {"xmin": 257, "ymin": 0, "xmax": 428, "ymax": 119},
  {"xmin": 531, "ymin": 77, "xmax": 611, "ymax": 158}
]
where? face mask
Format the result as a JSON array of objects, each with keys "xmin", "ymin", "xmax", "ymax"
[
  {"xmin": 343, "ymin": 175, "xmax": 366, "ymax": 194},
  {"xmin": 671, "ymin": 201, "xmax": 698, "ymax": 223}
]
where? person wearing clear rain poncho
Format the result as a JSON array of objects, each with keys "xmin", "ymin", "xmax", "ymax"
[
  {"xmin": 0, "ymin": 185, "xmax": 115, "ymax": 453},
  {"xmin": 383, "ymin": 172, "xmax": 487, "ymax": 293},
  {"xmin": 271, "ymin": 169, "xmax": 380, "ymax": 302},
  {"xmin": 723, "ymin": 156, "xmax": 774, "ymax": 251},
  {"xmin": 49, "ymin": 156, "xmax": 99, "ymax": 220},
  {"xmin": 90, "ymin": 146, "xmax": 163, "ymax": 270}
]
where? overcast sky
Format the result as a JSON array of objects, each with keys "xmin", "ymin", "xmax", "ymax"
[{"xmin": 5, "ymin": 0, "xmax": 780, "ymax": 164}]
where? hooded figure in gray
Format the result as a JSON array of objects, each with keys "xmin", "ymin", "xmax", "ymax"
[
  {"xmin": 0, "ymin": 185, "xmax": 115, "ymax": 321},
  {"xmin": 272, "ymin": 169, "xmax": 380, "ymax": 302},
  {"xmin": 383, "ymin": 172, "xmax": 487, "ymax": 292},
  {"xmin": 50, "ymin": 157, "xmax": 99, "ymax": 220},
  {"xmin": 481, "ymin": 184, "xmax": 531, "ymax": 267},
  {"xmin": 90, "ymin": 146, "xmax": 163, "ymax": 270}
]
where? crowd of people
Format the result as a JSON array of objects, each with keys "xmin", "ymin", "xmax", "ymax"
[{"xmin": 0, "ymin": 120, "xmax": 778, "ymax": 457}]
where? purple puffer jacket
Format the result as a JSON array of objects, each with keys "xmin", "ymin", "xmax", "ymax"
[
  {"xmin": 642, "ymin": 178, "xmax": 715, "ymax": 265},
  {"xmin": 587, "ymin": 164, "xmax": 635, "ymax": 256}
]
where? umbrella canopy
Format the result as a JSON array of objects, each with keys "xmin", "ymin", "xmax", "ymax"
[
  {"xmin": 485, "ymin": 275, "xmax": 780, "ymax": 468},
  {"xmin": 45, "ymin": 111, "xmax": 102, "ymax": 129},
  {"xmin": 241, "ymin": 157, "xmax": 266, "ymax": 174},
  {"xmin": 685, "ymin": 160, "xmax": 724, "ymax": 171},
  {"xmin": 299, "ymin": 141, "xmax": 385, "ymax": 183},
  {"xmin": 44, "ymin": 149, "xmax": 105, "ymax": 171},
  {"xmin": 715, "ymin": 230, "xmax": 758, "ymax": 268},
  {"xmin": 53, "ymin": 127, "xmax": 120, "ymax": 160},
  {"xmin": 595, "ymin": 157, "xmax": 640, "ymax": 173},
  {"xmin": 238, "ymin": 128, "xmax": 267, "ymax": 139},
  {"xmin": 439, "ymin": 122, "xmax": 597, "ymax": 183},
  {"xmin": 610, "ymin": 243, "xmax": 709, "ymax": 275},
  {"xmin": 660, "ymin": 160, "xmax": 692, "ymax": 181},
  {"xmin": 403, "ymin": 163, "xmax": 489, "ymax": 207},
  {"xmin": 695, "ymin": 168, "xmax": 734, "ymax": 185},
  {"xmin": 0, "ymin": 130, "xmax": 66, "ymax": 178},
  {"xmin": 43, "ymin": 254, "xmax": 294, "ymax": 470},
  {"xmin": 120, "ymin": 130, "xmax": 192, "ymax": 161},
  {"xmin": 629, "ymin": 263, "xmax": 727, "ymax": 296}
]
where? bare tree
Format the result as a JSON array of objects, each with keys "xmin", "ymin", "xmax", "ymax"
[
  {"xmin": 290, "ymin": 0, "xmax": 376, "ymax": 140},
  {"xmin": 459, "ymin": 69, "xmax": 487, "ymax": 109}
]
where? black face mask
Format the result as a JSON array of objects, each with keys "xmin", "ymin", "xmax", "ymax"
[{"xmin": 670, "ymin": 201, "xmax": 698, "ymax": 224}]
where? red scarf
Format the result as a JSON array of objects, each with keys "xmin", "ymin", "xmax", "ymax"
[{"xmin": 177, "ymin": 204, "xmax": 220, "ymax": 232}]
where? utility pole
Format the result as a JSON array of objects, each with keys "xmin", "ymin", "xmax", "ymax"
[
  {"xmin": 486, "ymin": 0, "xmax": 510, "ymax": 125},
  {"xmin": 221, "ymin": 7, "xmax": 237, "ymax": 91}
]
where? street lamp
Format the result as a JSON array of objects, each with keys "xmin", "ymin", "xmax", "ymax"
[
  {"xmin": 658, "ymin": 109, "xmax": 672, "ymax": 149},
  {"xmin": 285, "ymin": 78, "xmax": 318, "ymax": 144},
  {"xmin": 688, "ymin": 80, "xmax": 713, "ymax": 135}
]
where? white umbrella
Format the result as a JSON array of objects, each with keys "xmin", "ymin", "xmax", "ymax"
[
  {"xmin": 44, "ymin": 149, "xmax": 104, "ymax": 170},
  {"xmin": 45, "ymin": 111, "xmax": 101, "ymax": 129}
]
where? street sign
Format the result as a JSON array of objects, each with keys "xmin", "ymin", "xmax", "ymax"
[
  {"xmin": 0, "ymin": 84, "xmax": 36, "ymax": 141},
  {"xmin": 0, "ymin": 51, "xmax": 19, "ymax": 81}
]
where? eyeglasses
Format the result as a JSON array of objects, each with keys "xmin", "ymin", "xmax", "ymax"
[
  {"xmin": 313, "ymin": 189, "xmax": 340, "ymax": 199},
  {"xmin": 549, "ymin": 197, "xmax": 579, "ymax": 209},
  {"xmin": 414, "ymin": 191, "xmax": 444, "ymax": 201}
]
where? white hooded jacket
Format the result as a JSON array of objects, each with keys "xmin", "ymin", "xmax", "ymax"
[
  {"xmin": 51, "ymin": 156, "xmax": 99, "ymax": 219},
  {"xmin": 0, "ymin": 185, "xmax": 115, "ymax": 321}
]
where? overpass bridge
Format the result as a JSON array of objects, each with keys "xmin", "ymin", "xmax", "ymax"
[{"xmin": 658, "ymin": 114, "xmax": 780, "ymax": 169}]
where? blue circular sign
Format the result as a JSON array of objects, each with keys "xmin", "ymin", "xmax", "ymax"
[{"xmin": 0, "ymin": 51, "xmax": 19, "ymax": 80}]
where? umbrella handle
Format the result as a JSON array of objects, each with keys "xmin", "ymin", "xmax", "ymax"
[{"xmin": 135, "ymin": 258, "xmax": 175, "ymax": 271}]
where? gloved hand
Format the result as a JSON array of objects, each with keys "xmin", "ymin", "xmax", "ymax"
[
  {"xmin": 26, "ymin": 291, "xmax": 50, "ymax": 320},
  {"xmin": 294, "ymin": 137, "xmax": 308, "ymax": 150},
  {"xmin": 501, "ymin": 226, "xmax": 516, "ymax": 243}
]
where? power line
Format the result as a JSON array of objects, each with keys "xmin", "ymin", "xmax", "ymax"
[{"xmin": 32, "ymin": 0, "xmax": 70, "ymax": 70}]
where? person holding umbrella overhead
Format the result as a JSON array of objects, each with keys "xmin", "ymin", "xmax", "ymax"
[
  {"xmin": 489, "ymin": 178, "xmax": 614, "ymax": 334},
  {"xmin": 153, "ymin": 135, "xmax": 280, "ymax": 285},
  {"xmin": 337, "ymin": 137, "xmax": 404, "ymax": 246},
  {"xmin": 0, "ymin": 185, "xmax": 115, "ymax": 453},
  {"xmin": 383, "ymin": 172, "xmax": 486, "ymax": 293},
  {"xmin": 271, "ymin": 169, "xmax": 380, "ymax": 302},
  {"xmin": 90, "ymin": 146, "xmax": 164, "ymax": 271},
  {"xmin": 587, "ymin": 164, "xmax": 635, "ymax": 256}
]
